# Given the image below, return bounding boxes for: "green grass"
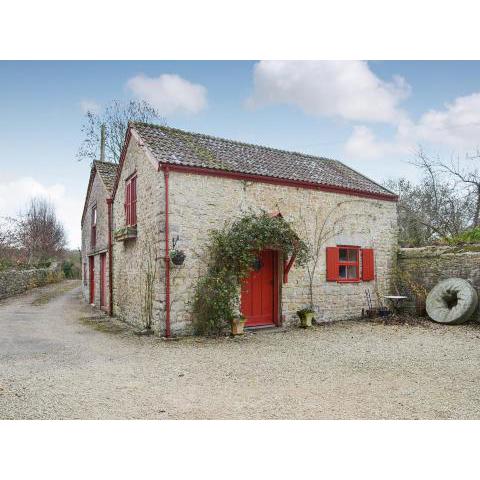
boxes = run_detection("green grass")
[445,227,480,245]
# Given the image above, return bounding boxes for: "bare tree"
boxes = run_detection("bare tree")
[434,150,480,228]
[77,100,164,164]
[0,217,22,268]
[15,197,66,264]
[385,148,474,246]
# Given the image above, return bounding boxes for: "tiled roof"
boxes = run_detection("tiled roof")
[94,160,118,194]
[131,122,396,199]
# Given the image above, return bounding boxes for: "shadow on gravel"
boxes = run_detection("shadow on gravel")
[79,316,126,334]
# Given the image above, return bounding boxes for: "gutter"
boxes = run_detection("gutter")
[160,164,171,338]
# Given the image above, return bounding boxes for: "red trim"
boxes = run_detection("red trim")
[162,165,171,338]
[283,252,296,283]
[273,251,279,326]
[100,252,106,308]
[158,163,398,202]
[107,197,113,316]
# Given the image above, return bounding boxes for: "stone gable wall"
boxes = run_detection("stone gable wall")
[111,138,164,330]
[81,173,111,309]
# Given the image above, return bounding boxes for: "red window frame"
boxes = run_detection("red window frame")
[91,205,97,249]
[337,245,360,282]
[124,174,137,226]
[326,246,375,283]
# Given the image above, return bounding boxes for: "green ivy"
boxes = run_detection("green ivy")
[192,211,309,335]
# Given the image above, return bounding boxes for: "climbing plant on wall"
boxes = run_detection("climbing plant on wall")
[192,211,309,335]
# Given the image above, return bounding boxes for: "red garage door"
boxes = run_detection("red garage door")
[89,256,95,305]
[241,249,278,327]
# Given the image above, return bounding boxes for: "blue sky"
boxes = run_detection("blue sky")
[2,60,480,248]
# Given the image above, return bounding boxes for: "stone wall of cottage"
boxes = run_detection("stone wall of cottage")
[111,138,165,331]
[81,173,111,310]
[167,171,398,333]
[396,245,480,319]
[0,264,63,300]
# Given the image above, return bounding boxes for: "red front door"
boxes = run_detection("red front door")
[100,253,106,308]
[89,256,95,304]
[241,249,277,327]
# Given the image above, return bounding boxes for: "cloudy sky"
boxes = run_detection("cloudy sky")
[2,60,480,249]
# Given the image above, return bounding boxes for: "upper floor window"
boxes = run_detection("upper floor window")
[125,174,137,226]
[91,205,97,249]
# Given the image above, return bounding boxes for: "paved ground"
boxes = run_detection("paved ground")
[1,280,480,419]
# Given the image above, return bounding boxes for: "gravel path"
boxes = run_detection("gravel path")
[1,280,480,419]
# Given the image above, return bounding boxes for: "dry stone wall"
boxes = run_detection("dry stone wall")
[0,265,63,300]
[396,245,480,319]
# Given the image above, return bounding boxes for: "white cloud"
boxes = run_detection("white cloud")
[247,61,410,124]
[80,99,101,115]
[126,73,208,115]
[344,91,480,161]
[0,177,82,249]
[344,122,415,160]
[416,92,480,148]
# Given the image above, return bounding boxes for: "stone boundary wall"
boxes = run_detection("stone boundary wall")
[396,245,480,318]
[0,265,63,300]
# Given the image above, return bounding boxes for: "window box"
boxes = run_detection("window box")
[114,225,137,242]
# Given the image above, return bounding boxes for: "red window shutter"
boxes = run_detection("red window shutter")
[326,247,339,281]
[362,248,375,281]
[125,182,131,225]
[131,176,137,225]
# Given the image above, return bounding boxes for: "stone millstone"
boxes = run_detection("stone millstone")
[426,278,478,325]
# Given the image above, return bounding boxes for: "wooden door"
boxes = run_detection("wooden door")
[100,253,106,308]
[89,256,95,304]
[241,249,277,327]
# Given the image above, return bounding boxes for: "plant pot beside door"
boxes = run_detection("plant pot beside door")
[231,316,246,336]
[297,308,314,328]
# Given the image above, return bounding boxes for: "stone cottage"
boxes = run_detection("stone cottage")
[94,122,398,336]
[81,160,118,313]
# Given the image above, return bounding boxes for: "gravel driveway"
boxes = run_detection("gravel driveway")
[1,280,480,419]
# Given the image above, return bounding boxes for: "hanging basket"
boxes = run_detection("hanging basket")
[170,249,186,266]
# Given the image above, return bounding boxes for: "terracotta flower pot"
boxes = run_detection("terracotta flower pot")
[231,318,246,336]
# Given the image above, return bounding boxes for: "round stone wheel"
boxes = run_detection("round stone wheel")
[426,278,478,325]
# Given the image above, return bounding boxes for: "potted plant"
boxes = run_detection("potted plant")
[231,315,246,336]
[170,249,186,266]
[297,307,315,328]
